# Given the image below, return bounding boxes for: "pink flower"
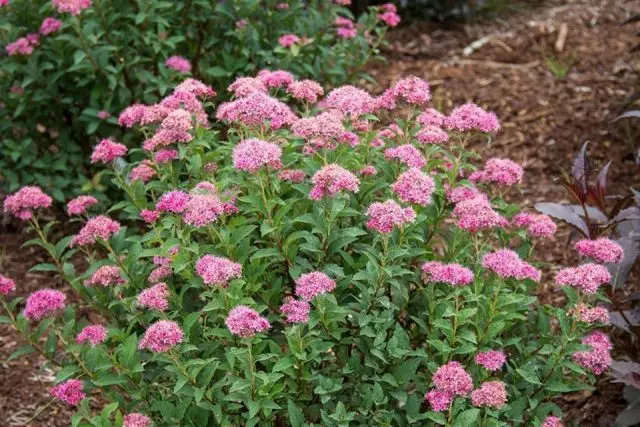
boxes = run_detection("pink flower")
[139,320,183,352]
[276,2,289,9]
[278,169,306,183]
[156,190,190,213]
[475,350,507,371]
[418,108,446,127]
[149,265,172,283]
[384,144,426,168]
[572,330,612,375]
[425,389,453,412]
[228,77,268,97]
[137,283,170,311]
[155,149,179,164]
[295,271,336,301]
[292,111,347,151]
[392,76,430,105]
[26,33,40,46]
[183,194,224,227]
[470,158,523,186]
[555,264,611,294]
[360,165,377,176]
[572,304,610,324]
[257,69,294,89]
[40,17,63,35]
[91,138,127,163]
[6,38,34,56]
[0,274,16,296]
[160,93,206,126]
[471,381,508,408]
[432,361,473,396]
[165,55,192,73]
[233,138,283,173]
[129,162,156,183]
[378,10,401,27]
[280,297,311,324]
[422,262,474,286]
[287,79,324,103]
[174,78,216,98]
[366,200,416,234]
[542,416,564,427]
[196,255,242,287]
[482,249,541,282]
[118,104,168,128]
[446,186,483,204]
[320,85,375,117]
[416,126,449,144]
[97,110,110,119]
[512,213,557,238]
[216,92,298,130]
[453,196,508,233]
[50,380,85,406]
[24,289,66,321]
[374,88,397,110]
[391,168,435,206]
[52,0,91,15]
[0,0,9,7]
[71,215,121,246]
[66,195,98,216]
[140,209,160,223]
[310,164,360,200]
[236,19,248,30]
[445,103,500,133]
[574,238,624,264]
[85,265,126,287]
[335,0,351,5]
[3,186,52,220]
[123,413,152,427]
[226,306,271,337]
[278,34,300,48]
[76,324,108,345]
[337,27,357,38]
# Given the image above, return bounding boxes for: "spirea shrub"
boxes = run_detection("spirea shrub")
[1,73,617,426]
[0,0,393,199]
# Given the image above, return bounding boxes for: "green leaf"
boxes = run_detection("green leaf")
[272,357,294,373]
[516,367,542,385]
[453,408,480,427]
[8,345,36,361]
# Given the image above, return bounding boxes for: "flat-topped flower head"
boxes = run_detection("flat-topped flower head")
[3,186,52,220]
[446,186,483,204]
[216,92,298,130]
[155,149,179,164]
[378,9,401,27]
[233,138,283,173]
[280,298,311,324]
[118,104,169,128]
[572,304,609,324]
[453,196,508,233]
[137,283,170,311]
[391,168,435,206]
[310,164,359,200]
[149,265,172,283]
[416,126,449,144]
[418,108,446,127]
[366,200,416,234]
[574,238,624,264]
[432,361,473,396]
[292,111,347,151]
[425,389,453,412]
[123,413,152,427]
[157,190,190,213]
[475,350,507,371]
[6,38,34,56]
[76,324,108,346]
[24,289,66,321]
[226,306,271,337]
[71,215,121,246]
[471,381,507,409]
[52,0,91,15]
[174,78,216,98]
[542,416,563,427]
[0,274,16,296]
[257,69,294,88]
[196,255,242,287]
[512,213,557,238]
[40,17,63,35]
[160,92,206,125]
[295,271,336,300]
[445,103,500,133]
[320,85,375,117]
[140,209,160,223]
[422,262,474,286]
[278,169,306,183]
[51,380,85,406]
[139,320,183,352]
[482,249,541,282]
[228,77,267,97]
[165,56,192,73]
[91,138,127,164]
[66,195,98,216]
[384,144,426,168]
[471,158,523,186]
[555,263,611,294]
[278,33,300,48]
[85,265,126,287]
[183,194,223,227]
[287,79,324,103]
[392,76,431,105]
[360,165,377,176]
[572,330,612,375]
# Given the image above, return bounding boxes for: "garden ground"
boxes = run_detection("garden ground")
[2,0,639,424]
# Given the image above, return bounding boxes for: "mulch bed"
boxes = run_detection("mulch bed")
[2,0,640,424]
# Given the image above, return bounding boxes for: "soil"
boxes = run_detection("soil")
[2,0,640,425]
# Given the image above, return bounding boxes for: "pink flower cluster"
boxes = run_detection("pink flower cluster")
[366,200,416,234]
[123,413,152,427]
[335,16,357,39]
[384,145,426,168]
[280,297,311,324]
[165,55,192,73]
[446,186,483,204]
[444,103,500,133]
[425,361,473,412]
[574,238,624,264]
[512,213,557,238]
[196,255,242,287]
[475,350,507,371]
[287,79,324,103]
[391,168,435,206]
[320,85,375,117]
[555,263,611,294]
[257,69,294,89]
[292,111,348,151]
[225,306,271,337]
[377,3,401,27]
[137,283,170,311]
[52,0,91,15]
[278,169,306,183]
[482,249,541,282]
[228,77,267,97]
[24,289,66,321]
[85,265,126,287]
[416,126,449,144]
[155,149,178,164]
[140,209,160,223]
[233,138,283,173]
[470,157,523,186]
[278,34,300,48]
[471,381,507,408]
[67,195,98,216]
[216,92,298,130]
[50,379,85,406]
[422,262,474,286]
[71,215,121,246]
[0,274,16,296]
[391,76,431,105]
[295,271,336,301]
[571,330,612,375]
[76,324,108,346]
[156,190,190,213]
[91,138,127,164]
[453,196,508,233]
[139,320,183,352]
[418,108,445,127]
[542,416,564,427]
[310,164,360,200]
[130,161,157,183]
[183,193,224,227]
[40,17,63,36]
[6,36,38,56]
[3,186,52,220]
[573,304,609,324]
